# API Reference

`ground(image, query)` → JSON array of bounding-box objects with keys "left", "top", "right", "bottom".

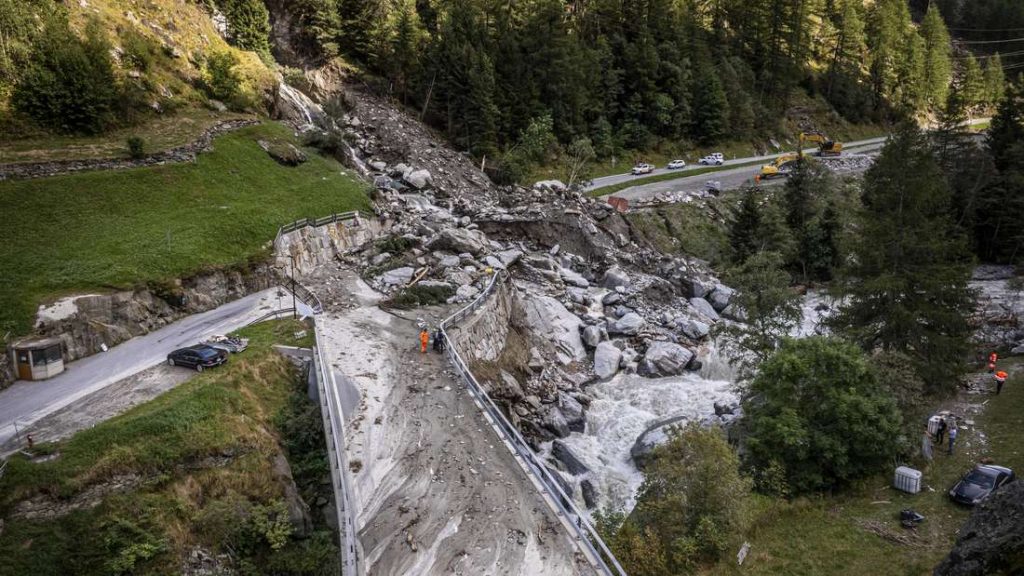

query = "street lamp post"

[{"left": 288, "top": 255, "right": 297, "bottom": 319}]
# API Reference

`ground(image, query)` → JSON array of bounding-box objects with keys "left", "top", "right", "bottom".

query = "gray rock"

[
  {"left": 679, "top": 318, "right": 710, "bottom": 340},
  {"left": 935, "top": 478, "right": 1024, "bottom": 575},
  {"left": 552, "top": 440, "right": 590, "bottom": 475},
  {"left": 708, "top": 284, "right": 735, "bottom": 312},
  {"left": 630, "top": 415, "right": 689, "bottom": 469},
  {"left": 524, "top": 254, "right": 557, "bottom": 271},
  {"left": 392, "top": 162, "right": 410, "bottom": 175},
  {"left": 484, "top": 255, "right": 505, "bottom": 269},
  {"left": 454, "top": 284, "right": 480, "bottom": 301},
  {"left": 601, "top": 266, "right": 631, "bottom": 290},
  {"left": 439, "top": 255, "right": 461, "bottom": 268},
  {"left": 680, "top": 277, "right": 714, "bottom": 299},
  {"left": 643, "top": 342, "right": 694, "bottom": 376},
  {"left": 689, "top": 297, "right": 720, "bottom": 321},
  {"left": 534, "top": 179, "right": 567, "bottom": 192},
  {"left": 546, "top": 465, "right": 574, "bottom": 497},
  {"left": 371, "top": 252, "right": 392, "bottom": 266},
  {"left": 381, "top": 266, "right": 414, "bottom": 286},
  {"left": 427, "top": 228, "right": 490, "bottom": 256},
  {"left": 513, "top": 295, "right": 587, "bottom": 365},
  {"left": 542, "top": 406, "right": 570, "bottom": 438},
  {"left": 499, "top": 370, "right": 525, "bottom": 399},
  {"left": 608, "top": 312, "right": 645, "bottom": 336},
  {"left": 602, "top": 292, "right": 622, "bottom": 306},
  {"left": 497, "top": 249, "right": 524, "bottom": 267},
  {"left": 560, "top": 267, "right": 590, "bottom": 288},
  {"left": 582, "top": 325, "right": 604, "bottom": 348},
  {"left": 559, "top": 393, "right": 586, "bottom": 432},
  {"left": 1012, "top": 343, "right": 1024, "bottom": 355},
  {"left": 594, "top": 341, "right": 622, "bottom": 379},
  {"left": 581, "top": 479, "right": 598, "bottom": 509},
  {"left": 369, "top": 160, "right": 387, "bottom": 171},
  {"left": 404, "top": 169, "right": 433, "bottom": 189}
]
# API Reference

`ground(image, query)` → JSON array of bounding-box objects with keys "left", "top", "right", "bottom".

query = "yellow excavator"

[
  {"left": 799, "top": 131, "right": 843, "bottom": 157},
  {"left": 759, "top": 153, "right": 800, "bottom": 179}
]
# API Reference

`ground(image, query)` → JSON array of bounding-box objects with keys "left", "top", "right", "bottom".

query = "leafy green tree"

[
  {"left": 203, "top": 50, "right": 242, "bottom": 103},
  {"left": 11, "top": 15, "right": 117, "bottom": 134},
  {"left": 719, "top": 250, "right": 802, "bottom": 379},
  {"left": 564, "top": 137, "right": 595, "bottom": 188},
  {"left": 830, "top": 124, "right": 975, "bottom": 394},
  {"left": 920, "top": 3, "right": 952, "bottom": 110},
  {"left": 218, "top": 0, "right": 272, "bottom": 56},
  {"left": 744, "top": 337, "right": 902, "bottom": 494},
  {"left": 613, "top": 424, "right": 751, "bottom": 573}
]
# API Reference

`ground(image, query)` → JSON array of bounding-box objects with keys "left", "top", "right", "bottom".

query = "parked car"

[
  {"left": 631, "top": 163, "right": 654, "bottom": 175},
  {"left": 948, "top": 464, "right": 1016, "bottom": 506},
  {"left": 699, "top": 153, "right": 725, "bottom": 166},
  {"left": 201, "top": 334, "right": 249, "bottom": 354},
  {"left": 667, "top": 159, "right": 687, "bottom": 170},
  {"left": 167, "top": 345, "right": 228, "bottom": 372}
]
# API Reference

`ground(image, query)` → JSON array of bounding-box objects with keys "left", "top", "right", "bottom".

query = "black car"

[
  {"left": 167, "top": 345, "right": 228, "bottom": 372},
  {"left": 948, "top": 465, "right": 1016, "bottom": 506}
]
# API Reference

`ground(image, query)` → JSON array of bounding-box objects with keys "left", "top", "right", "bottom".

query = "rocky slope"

[{"left": 935, "top": 480, "right": 1024, "bottom": 575}]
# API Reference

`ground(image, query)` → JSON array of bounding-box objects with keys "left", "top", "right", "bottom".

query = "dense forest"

[{"left": 0, "top": 0, "right": 1016, "bottom": 178}]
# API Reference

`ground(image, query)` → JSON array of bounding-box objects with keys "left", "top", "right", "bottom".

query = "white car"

[
  {"left": 699, "top": 153, "right": 724, "bottom": 166},
  {"left": 631, "top": 163, "right": 654, "bottom": 175},
  {"left": 667, "top": 159, "right": 687, "bottom": 169}
]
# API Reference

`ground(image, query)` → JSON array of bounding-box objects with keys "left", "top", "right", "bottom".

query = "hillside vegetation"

[
  {"left": 0, "top": 122, "right": 370, "bottom": 335},
  {"left": 0, "top": 319, "right": 337, "bottom": 576}
]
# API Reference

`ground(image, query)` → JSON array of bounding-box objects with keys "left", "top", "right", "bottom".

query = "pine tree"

[
  {"left": 920, "top": 3, "right": 952, "bottom": 110},
  {"left": 974, "top": 79, "right": 1024, "bottom": 262},
  {"left": 830, "top": 123, "right": 975, "bottom": 395},
  {"left": 962, "top": 54, "right": 986, "bottom": 112},
  {"left": 691, "top": 61, "right": 727, "bottom": 145},
  {"left": 984, "top": 54, "right": 1006, "bottom": 107},
  {"left": 728, "top": 190, "right": 763, "bottom": 265},
  {"left": 218, "top": 0, "right": 271, "bottom": 56}
]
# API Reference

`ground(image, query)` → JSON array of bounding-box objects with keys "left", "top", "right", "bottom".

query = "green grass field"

[
  {"left": 707, "top": 362, "right": 1024, "bottom": 576},
  {"left": 0, "top": 122, "right": 370, "bottom": 335},
  {"left": 0, "top": 319, "right": 335, "bottom": 576}
]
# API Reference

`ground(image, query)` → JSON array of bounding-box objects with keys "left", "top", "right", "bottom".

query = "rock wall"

[
  {"left": 274, "top": 216, "right": 387, "bottom": 276},
  {"left": 448, "top": 279, "right": 514, "bottom": 363},
  {"left": 0, "top": 119, "right": 259, "bottom": 181}
]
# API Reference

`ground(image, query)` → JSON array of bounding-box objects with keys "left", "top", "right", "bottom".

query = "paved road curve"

[{"left": 0, "top": 288, "right": 285, "bottom": 451}]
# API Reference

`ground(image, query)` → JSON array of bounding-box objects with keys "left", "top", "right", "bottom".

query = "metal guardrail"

[
  {"left": 312, "top": 324, "right": 362, "bottom": 575},
  {"left": 245, "top": 308, "right": 297, "bottom": 326},
  {"left": 274, "top": 210, "right": 375, "bottom": 243},
  {"left": 0, "top": 458, "right": 7, "bottom": 479},
  {"left": 439, "top": 271, "right": 628, "bottom": 576}
]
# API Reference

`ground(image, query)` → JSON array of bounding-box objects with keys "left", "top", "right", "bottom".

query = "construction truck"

[
  {"left": 759, "top": 153, "right": 800, "bottom": 179},
  {"left": 799, "top": 131, "right": 842, "bottom": 157}
]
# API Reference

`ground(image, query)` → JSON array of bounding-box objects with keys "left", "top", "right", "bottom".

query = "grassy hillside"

[
  {"left": 0, "top": 122, "right": 370, "bottom": 335},
  {"left": 0, "top": 319, "right": 335, "bottom": 576}
]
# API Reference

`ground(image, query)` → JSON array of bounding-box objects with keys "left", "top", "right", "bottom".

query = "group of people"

[
  {"left": 417, "top": 320, "right": 446, "bottom": 354},
  {"left": 922, "top": 415, "right": 958, "bottom": 462}
]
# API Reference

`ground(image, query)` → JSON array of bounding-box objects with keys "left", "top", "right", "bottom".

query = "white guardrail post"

[{"left": 439, "top": 271, "right": 628, "bottom": 576}]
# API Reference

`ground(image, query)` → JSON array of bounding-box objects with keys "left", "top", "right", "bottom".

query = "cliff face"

[{"left": 935, "top": 480, "right": 1024, "bottom": 576}]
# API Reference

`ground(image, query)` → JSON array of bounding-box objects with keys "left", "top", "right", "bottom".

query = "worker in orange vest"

[
  {"left": 994, "top": 370, "right": 1008, "bottom": 395},
  {"left": 420, "top": 328, "right": 430, "bottom": 353}
]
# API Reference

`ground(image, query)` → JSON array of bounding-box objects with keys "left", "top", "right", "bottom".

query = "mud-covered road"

[{"left": 311, "top": 265, "right": 594, "bottom": 576}]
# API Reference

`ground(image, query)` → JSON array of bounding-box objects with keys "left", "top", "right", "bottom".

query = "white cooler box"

[
  {"left": 894, "top": 466, "right": 922, "bottom": 494},
  {"left": 928, "top": 415, "right": 943, "bottom": 436}
]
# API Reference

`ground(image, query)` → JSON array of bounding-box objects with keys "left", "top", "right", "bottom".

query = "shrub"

[
  {"left": 120, "top": 29, "right": 158, "bottom": 72},
  {"left": 126, "top": 136, "right": 146, "bottom": 159},
  {"left": 203, "top": 50, "right": 241, "bottom": 103},
  {"left": 743, "top": 337, "right": 902, "bottom": 494},
  {"left": 12, "top": 16, "right": 118, "bottom": 134}
]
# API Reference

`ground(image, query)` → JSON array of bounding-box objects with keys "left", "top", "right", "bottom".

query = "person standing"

[
  {"left": 420, "top": 329, "right": 430, "bottom": 353},
  {"left": 935, "top": 417, "right": 947, "bottom": 447},
  {"left": 921, "top": 427, "right": 933, "bottom": 462},
  {"left": 947, "top": 422, "right": 958, "bottom": 455},
  {"left": 989, "top": 351, "right": 998, "bottom": 373},
  {"left": 995, "top": 370, "right": 1008, "bottom": 395}
]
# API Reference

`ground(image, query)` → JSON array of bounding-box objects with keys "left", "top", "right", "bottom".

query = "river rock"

[
  {"left": 708, "top": 284, "right": 735, "bottom": 312},
  {"left": 404, "top": 169, "right": 433, "bottom": 189},
  {"left": 546, "top": 465, "right": 574, "bottom": 498},
  {"left": 427, "top": 228, "right": 490, "bottom": 256},
  {"left": 559, "top": 393, "right": 586, "bottom": 432},
  {"left": 381, "top": 267, "right": 414, "bottom": 286},
  {"left": 542, "top": 406, "right": 571, "bottom": 438},
  {"left": 513, "top": 295, "right": 586, "bottom": 364},
  {"left": 581, "top": 479, "right": 598, "bottom": 509},
  {"left": 630, "top": 415, "right": 689, "bottom": 469},
  {"left": 560, "top": 267, "right": 590, "bottom": 288},
  {"left": 601, "top": 266, "right": 631, "bottom": 290},
  {"left": 678, "top": 318, "right": 710, "bottom": 340},
  {"left": 608, "top": 312, "right": 645, "bottom": 335},
  {"left": 582, "top": 325, "right": 604, "bottom": 348},
  {"left": 594, "top": 341, "right": 622, "bottom": 379},
  {"left": 643, "top": 342, "right": 694, "bottom": 376},
  {"left": 602, "top": 292, "right": 622, "bottom": 306},
  {"left": 689, "top": 297, "right": 720, "bottom": 321},
  {"left": 552, "top": 440, "right": 590, "bottom": 475}
]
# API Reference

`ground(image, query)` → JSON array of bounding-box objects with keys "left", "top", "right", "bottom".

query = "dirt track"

[{"left": 311, "top": 265, "right": 593, "bottom": 576}]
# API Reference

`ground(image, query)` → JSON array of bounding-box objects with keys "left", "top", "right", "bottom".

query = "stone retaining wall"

[
  {"left": 274, "top": 215, "right": 387, "bottom": 276},
  {"left": 448, "top": 279, "right": 513, "bottom": 364},
  {"left": 0, "top": 119, "right": 260, "bottom": 181}
]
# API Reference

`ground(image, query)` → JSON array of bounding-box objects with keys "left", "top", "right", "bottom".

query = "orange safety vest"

[{"left": 995, "top": 371, "right": 1008, "bottom": 381}]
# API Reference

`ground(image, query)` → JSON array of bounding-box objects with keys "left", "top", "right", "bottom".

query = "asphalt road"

[
  {"left": 585, "top": 136, "right": 889, "bottom": 193},
  {"left": 0, "top": 288, "right": 286, "bottom": 451}
]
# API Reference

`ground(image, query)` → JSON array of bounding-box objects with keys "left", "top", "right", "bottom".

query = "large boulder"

[
  {"left": 708, "top": 284, "right": 735, "bottom": 312},
  {"left": 680, "top": 276, "right": 714, "bottom": 299},
  {"left": 404, "top": 169, "right": 433, "bottom": 189},
  {"left": 427, "top": 228, "right": 490, "bottom": 256},
  {"left": 513, "top": 295, "right": 587, "bottom": 364},
  {"left": 541, "top": 406, "right": 571, "bottom": 438},
  {"left": 380, "top": 267, "right": 414, "bottom": 286},
  {"left": 935, "top": 479, "right": 1024, "bottom": 575},
  {"left": 552, "top": 440, "right": 590, "bottom": 476},
  {"left": 643, "top": 342, "right": 694, "bottom": 376},
  {"left": 678, "top": 318, "right": 710, "bottom": 340},
  {"left": 689, "top": 297, "right": 720, "bottom": 321},
  {"left": 630, "top": 415, "right": 689, "bottom": 469},
  {"left": 601, "top": 266, "right": 631, "bottom": 290},
  {"left": 559, "top": 392, "right": 586, "bottom": 432},
  {"left": 581, "top": 479, "right": 598, "bottom": 509},
  {"left": 608, "top": 312, "right": 645, "bottom": 335},
  {"left": 594, "top": 341, "right": 622, "bottom": 379},
  {"left": 560, "top": 267, "right": 590, "bottom": 288},
  {"left": 582, "top": 325, "right": 605, "bottom": 348}
]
